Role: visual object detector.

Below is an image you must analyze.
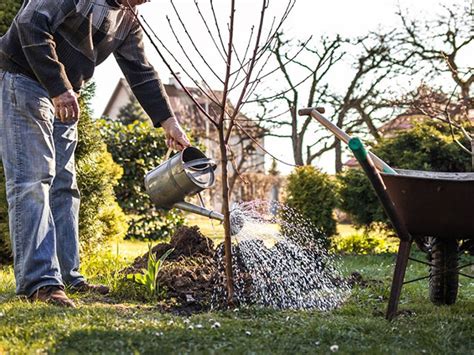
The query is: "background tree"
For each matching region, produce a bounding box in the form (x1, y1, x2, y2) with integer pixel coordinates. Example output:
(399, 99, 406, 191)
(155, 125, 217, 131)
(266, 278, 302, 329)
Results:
(256, 33, 344, 166)
(396, 3, 473, 164)
(257, 30, 406, 171)
(0, 0, 23, 263)
(117, 97, 150, 125)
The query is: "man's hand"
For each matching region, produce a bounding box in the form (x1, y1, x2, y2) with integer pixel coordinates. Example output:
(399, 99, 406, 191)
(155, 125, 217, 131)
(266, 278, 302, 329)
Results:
(161, 116, 191, 151)
(52, 90, 80, 123)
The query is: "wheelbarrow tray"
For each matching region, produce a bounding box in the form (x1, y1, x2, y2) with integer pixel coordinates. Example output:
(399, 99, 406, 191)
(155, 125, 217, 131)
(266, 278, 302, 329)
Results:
(381, 169, 474, 239)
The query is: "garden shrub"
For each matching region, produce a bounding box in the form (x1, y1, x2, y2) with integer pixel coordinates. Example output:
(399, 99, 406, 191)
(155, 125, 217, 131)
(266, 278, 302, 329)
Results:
(76, 85, 129, 252)
(331, 231, 398, 254)
(336, 168, 388, 226)
(100, 119, 184, 240)
(0, 165, 11, 264)
(284, 165, 337, 246)
(337, 122, 472, 227)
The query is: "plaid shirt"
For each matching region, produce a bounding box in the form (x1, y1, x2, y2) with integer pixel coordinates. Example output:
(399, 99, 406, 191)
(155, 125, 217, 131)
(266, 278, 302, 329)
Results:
(0, 0, 173, 127)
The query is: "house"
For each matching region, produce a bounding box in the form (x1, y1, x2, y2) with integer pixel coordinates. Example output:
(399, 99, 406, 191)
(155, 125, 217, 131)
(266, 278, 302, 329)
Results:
(102, 77, 280, 208)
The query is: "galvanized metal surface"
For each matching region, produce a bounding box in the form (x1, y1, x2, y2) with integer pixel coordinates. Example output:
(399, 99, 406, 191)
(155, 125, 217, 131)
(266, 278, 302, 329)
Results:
(145, 147, 219, 216)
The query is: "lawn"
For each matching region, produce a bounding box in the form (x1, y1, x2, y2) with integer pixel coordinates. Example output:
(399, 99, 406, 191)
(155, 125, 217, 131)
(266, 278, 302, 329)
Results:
(0, 222, 472, 354)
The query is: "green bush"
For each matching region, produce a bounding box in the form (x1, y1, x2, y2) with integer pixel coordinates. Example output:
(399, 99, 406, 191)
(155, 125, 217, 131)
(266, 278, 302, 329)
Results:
(100, 120, 184, 240)
(76, 85, 129, 252)
(0, 0, 22, 35)
(336, 168, 388, 226)
(337, 122, 472, 227)
(284, 166, 337, 245)
(0, 165, 11, 264)
(331, 230, 398, 255)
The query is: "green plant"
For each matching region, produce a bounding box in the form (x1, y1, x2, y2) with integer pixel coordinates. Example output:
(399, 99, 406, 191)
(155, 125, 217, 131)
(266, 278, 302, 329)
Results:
(76, 84, 129, 252)
(336, 168, 388, 226)
(0, 0, 22, 35)
(284, 165, 337, 246)
(331, 231, 398, 255)
(99, 119, 184, 240)
(126, 244, 174, 299)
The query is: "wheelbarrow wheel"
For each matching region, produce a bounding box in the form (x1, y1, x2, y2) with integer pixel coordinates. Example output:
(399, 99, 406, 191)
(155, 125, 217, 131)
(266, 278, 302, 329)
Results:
(429, 238, 459, 305)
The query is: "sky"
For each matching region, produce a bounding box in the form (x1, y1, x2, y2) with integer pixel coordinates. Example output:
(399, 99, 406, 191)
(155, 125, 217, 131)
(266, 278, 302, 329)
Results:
(91, 0, 470, 174)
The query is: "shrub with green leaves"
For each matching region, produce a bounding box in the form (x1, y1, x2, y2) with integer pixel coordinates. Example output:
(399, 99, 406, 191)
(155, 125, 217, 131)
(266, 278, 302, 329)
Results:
(76, 85, 129, 252)
(337, 122, 472, 228)
(284, 166, 337, 246)
(331, 231, 398, 255)
(100, 120, 184, 240)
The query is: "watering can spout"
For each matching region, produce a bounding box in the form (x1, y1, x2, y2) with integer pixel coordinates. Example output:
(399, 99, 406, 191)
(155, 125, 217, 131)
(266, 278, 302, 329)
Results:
(173, 201, 224, 222)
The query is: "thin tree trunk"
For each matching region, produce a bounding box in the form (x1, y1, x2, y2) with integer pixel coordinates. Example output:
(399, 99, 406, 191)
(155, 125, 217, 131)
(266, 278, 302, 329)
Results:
(218, 127, 235, 305)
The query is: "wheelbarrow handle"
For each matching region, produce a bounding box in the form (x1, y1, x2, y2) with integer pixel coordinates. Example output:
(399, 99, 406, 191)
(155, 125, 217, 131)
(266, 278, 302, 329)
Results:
(298, 107, 396, 174)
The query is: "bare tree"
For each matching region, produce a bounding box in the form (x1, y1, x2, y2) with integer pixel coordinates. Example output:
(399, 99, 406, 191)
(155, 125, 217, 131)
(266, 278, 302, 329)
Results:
(255, 33, 344, 166)
(129, 0, 295, 304)
(257, 31, 404, 171)
(396, 3, 473, 164)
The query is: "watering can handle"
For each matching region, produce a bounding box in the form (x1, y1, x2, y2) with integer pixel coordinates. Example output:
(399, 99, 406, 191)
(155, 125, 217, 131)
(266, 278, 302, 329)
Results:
(183, 158, 217, 170)
(164, 147, 173, 161)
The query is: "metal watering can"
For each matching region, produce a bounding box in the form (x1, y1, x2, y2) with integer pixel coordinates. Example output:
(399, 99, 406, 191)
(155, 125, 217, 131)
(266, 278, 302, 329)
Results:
(144, 147, 224, 221)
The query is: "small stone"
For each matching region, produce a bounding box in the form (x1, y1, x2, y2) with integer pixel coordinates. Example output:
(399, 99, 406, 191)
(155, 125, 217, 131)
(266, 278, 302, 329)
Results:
(314, 341, 320, 346)
(195, 324, 203, 329)
(330, 345, 339, 352)
(211, 321, 221, 329)
(245, 331, 251, 336)
(185, 294, 196, 303)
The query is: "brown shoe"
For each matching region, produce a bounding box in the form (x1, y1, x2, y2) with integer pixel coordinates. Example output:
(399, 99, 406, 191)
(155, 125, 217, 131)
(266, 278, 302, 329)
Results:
(70, 281, 110, 295)
(29, 285, 76, 308)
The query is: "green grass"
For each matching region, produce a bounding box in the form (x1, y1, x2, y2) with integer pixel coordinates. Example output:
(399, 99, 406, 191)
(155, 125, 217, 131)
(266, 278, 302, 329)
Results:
(0, 226, 473, 353)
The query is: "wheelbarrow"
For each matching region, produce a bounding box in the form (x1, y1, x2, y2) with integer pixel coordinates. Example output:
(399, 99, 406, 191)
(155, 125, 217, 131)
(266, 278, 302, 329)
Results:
(299, 107, 474, 320)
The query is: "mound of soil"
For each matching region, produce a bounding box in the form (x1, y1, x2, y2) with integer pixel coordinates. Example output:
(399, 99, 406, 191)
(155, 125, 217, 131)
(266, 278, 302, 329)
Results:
(123, 226, 218, 312)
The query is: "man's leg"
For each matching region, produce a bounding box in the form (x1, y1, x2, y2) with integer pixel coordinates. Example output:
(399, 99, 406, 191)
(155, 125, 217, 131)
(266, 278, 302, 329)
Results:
(51, 106, 108, 296)
(0, 71, 63, 296)
(51, 118, 84, 287)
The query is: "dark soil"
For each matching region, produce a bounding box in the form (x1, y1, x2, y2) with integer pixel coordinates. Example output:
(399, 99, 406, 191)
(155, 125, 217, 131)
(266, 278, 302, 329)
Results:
(123, 226, 218, 313)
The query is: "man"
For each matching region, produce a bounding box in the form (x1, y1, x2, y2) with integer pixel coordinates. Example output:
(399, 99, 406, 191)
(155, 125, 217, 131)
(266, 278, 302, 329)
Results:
(0, 0, 191, 307)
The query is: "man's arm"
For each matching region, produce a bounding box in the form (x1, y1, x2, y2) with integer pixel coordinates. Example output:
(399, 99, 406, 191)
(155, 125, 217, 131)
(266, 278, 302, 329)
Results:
(114, 20, 174, 128)
(114, 20, 190, 149)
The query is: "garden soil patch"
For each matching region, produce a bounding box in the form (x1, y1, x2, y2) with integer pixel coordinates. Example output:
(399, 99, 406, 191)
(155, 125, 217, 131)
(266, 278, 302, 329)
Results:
(123, 226, 221, 313)
(122, 226, 359, 314)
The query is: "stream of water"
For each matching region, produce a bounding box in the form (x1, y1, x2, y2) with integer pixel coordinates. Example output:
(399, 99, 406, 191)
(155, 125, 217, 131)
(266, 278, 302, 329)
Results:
(212, 200, 350, 311)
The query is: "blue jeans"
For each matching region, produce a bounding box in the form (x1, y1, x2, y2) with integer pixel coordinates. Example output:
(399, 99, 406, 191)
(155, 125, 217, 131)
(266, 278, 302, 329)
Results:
(0, 70, 85, 296)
